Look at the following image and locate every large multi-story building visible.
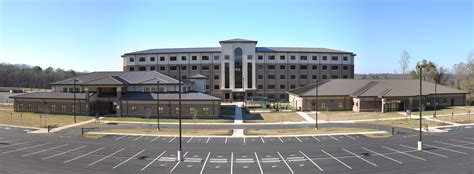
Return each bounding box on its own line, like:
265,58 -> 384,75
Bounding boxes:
122,38 -> 356,101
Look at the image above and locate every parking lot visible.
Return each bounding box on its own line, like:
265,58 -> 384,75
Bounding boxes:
1,131 -> 474,174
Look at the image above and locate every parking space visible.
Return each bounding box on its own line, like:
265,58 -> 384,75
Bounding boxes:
231,152 -> 261,174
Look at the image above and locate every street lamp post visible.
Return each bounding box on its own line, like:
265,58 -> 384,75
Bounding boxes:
434,82 -> 437,118
418,65 -> 423,151
73,79 -> 77,123
315,80 -> 319,129
156,81 -> 160,130
177,65 -> 183,161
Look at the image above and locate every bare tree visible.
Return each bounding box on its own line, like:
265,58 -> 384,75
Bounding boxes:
399,51 -> 411,79
452,51 -> 474,104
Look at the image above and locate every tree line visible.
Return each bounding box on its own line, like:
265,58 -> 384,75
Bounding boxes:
0,63 -> 86,89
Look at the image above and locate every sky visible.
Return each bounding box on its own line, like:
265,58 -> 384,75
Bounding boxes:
0,0 -> 473,74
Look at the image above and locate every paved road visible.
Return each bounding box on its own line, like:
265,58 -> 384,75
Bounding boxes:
0,125 -> 473,174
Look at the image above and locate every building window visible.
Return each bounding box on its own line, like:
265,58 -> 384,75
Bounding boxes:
202,56 -> 209,60
192,66 -> 197,70
170,66 -> 177,70
214,65 -> 219,70
159,107 -> 164,114
290,75 -> 296,79
129,57 -> 135,62
38,104 -> 42,112
290,56 -> 296,60
138,57 -> 145,62
290,85 -> 296,89
225,93 -> 230,99
224,55 -> 230,60
181,66 -> 187,70
63,87 -> 67,92
280,94 -> 286,99
312,65 -> 317,70
225,63 -> 230,88
280,75 -> 285,79
181,56 -> 187,61
257,65 -> 264,69
268,55 -> 275,60
170,56 -> 177,61
300,56 -> 307,60
160,57 -> 165,61
129,67 -> 135,71
139,67 -> 146,71
338,102 -> 343,108
175,107 -> 180,115
72,105 -> 76,112
258,55 -> 263,60
131,106 -> 137,115
189,108 -> 197,115
248,62 -> 253,88
331,56 -> 338,61
28,104 -> 32,111
61,105 -> 66,112
290,65 -> 296,69
279,55 -> 286,60
322,75 -> 327,79
203,108 -> 209,115
320,102 -> 326,109
343,66 -> 348,70
258,75 -> 263,79
51,104 -> 56,112
343,75 -> 348,79
160,66 -> 165,71
300,75 -> 307,79
312,56 -> 317,60
332,66 -> 338,70
268,85 -> 275,89
312,75 -> 318,79
322,66 -> 327,70
191,56 -> 197,61
322,56 -> 327,60
280,85 -> 286,89
268,75 -> 275,79
332,75 -> 338,79
214,75 -> 219,79
214,85 -> 220,89
150,66 -> 156,71
300,65 -> 307,70
247,55 -> 253,60
343,56 -> 348,61
202,66 -> 209,70
214,55 -> 219,60
257,85 -> 263,89
268,65 -> 275,70
150,57 -> 155,61
280,65 -> 285,69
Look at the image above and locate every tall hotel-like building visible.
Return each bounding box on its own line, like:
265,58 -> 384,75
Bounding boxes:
122,39 -> 355,101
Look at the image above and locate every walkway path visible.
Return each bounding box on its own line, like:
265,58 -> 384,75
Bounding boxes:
30,118 -> 100,134
232,103 -> 244,136
296,112 -> 316,122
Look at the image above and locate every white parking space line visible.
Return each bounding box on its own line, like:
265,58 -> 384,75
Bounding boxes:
141,151 -> 166,171
424,144 -> 468,155
399,144 -> 447,158
170,152 -> 188,173
277,151 -> 295,174
225,137 -> 228,144
115,135 -> 127,140
187,137 -> 193,143
64,147 -> 105,163
361,147 -> 403,164
243,137 -> 246,144
294,136 -> 303,143
434,141 -> 474,150
0,138 -> 20,143
328,135 -> 339,141
260,137 -> 265,144
254,152 -> 263,174
345,135 -> 356,140
200,152 -> 211,174
168,137 -> 176,143
381,146 -> 426,161
22,144 -> 69,157
150,136 -> 160,142
464,137 -> 474,140
230,152 -> 234,174
450,139 -> 474,145
0,140 -> 35,149
3,142 -> 50,154
88,148 -> 125,166
278,137 -> 284,144
132,135 -> 143,141
312,136 -> 321,142
299,150 -> 323,171
342,148 -> 377,167
321,149 -> 352,169
113,149 -> 145,169
206,137 -> 211,144
42,146 -> 87,160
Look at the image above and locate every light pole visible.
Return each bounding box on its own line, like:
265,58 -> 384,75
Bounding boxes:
177,65 -> 183,161
418,65 -> 423,151
434,82 -> 437,118
315,80 -> 319,129
156,81 -> 160,130
73,79 -> 78,123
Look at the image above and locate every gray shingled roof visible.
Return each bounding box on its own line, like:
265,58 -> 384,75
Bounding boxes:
9,92 -> 88,100
121,92 -> 220,101
219,38 -> 258,43
288,79 -> 468,98
51,71 -> 180,86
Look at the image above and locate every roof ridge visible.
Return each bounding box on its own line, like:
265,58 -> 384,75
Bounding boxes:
350,81 -> 379,97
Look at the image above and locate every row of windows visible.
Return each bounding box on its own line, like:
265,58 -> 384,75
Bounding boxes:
129,106 -> 210,115
18,104 -> 76,112
259,75 -> 349,80
262,65 -> 349,70
130,65 -> 221,72
129,55 -> 350,62
257,55 -> 349,61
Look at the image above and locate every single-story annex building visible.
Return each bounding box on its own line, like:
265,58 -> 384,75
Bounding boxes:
287,79 -> 468,112
10,71 -> 221,118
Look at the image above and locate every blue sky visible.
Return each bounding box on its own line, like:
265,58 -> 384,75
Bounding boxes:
0,0 -> 472,73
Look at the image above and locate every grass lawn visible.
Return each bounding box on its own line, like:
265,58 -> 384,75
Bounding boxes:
244,127 -> 380,135
243,112 -> 305,123
102,116 -> 233,123
435,114 -> 474,124
308,111 -> 405,121
364,119 -> 449,129
94,128 -> 233,136
0,107 -> 93,128
419,106 -> 474,116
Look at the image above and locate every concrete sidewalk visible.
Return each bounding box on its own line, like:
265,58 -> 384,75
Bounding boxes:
233,103 -> 244,136
29,117 -> 101,134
